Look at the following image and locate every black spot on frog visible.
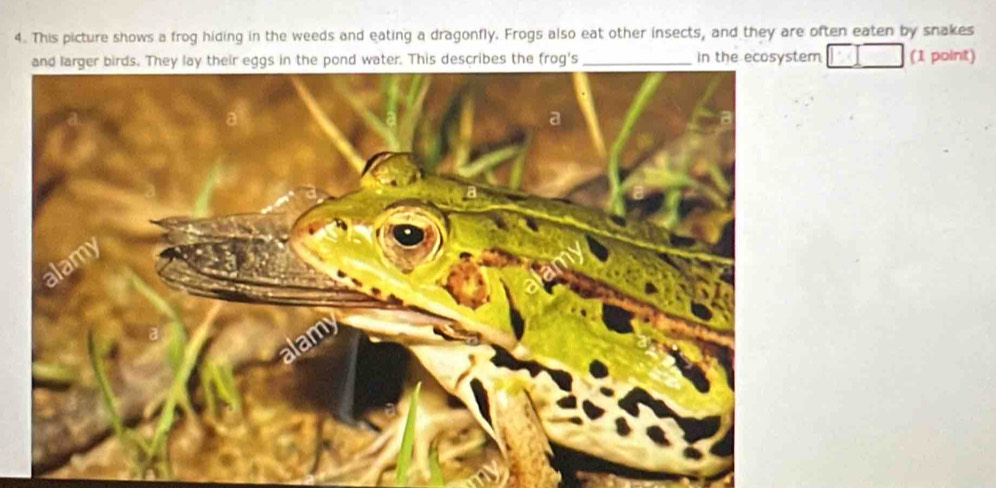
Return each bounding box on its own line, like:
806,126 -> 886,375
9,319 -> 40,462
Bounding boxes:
585,235 -> 610,262
589,360 -> 609,379
524,217 -> 539,232
670,348 -> 710,393
670,235 -> 697,248
492,347 -> 573,392
470,378 -> 491,426
557,395 -> 577,409
508,302 -> 525,341
657,252 -> 681,270
582,400 -> 605,420
615,417 -> 631,436
691,302 -> 713,322
602,304 -> 634,334
646,426 -> 669,446
617,387 -> 721,443
710,428 -> 733,457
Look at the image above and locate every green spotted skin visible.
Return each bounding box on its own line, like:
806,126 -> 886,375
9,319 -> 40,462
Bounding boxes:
290,153 -> 734,478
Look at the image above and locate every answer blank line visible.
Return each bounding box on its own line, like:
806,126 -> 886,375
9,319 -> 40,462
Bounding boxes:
583,62 -> 693,67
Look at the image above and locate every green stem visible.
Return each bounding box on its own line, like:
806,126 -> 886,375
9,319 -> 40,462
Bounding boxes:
124,268 -> 195,420
607,73 -> 666,216
508,132 -> 533,190
395,382 -> 422,487
150,304 -> 221,456
32,362 -> 78,385
453,93 -> 475,169
689,74 -> 724,130
384,75 -> 400,132
87,331 -> 125,439
400,76 -> 431,150
456,144 -> 521,178
572,72 -> 607,158
333,79 -> 400,150
289,75 -> 366,173
405,75 -> 425,111
192,161 -> 223,218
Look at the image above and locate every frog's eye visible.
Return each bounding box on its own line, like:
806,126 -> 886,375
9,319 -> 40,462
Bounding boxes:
361,152 -> 422,189
392,224 -> 425,247
377,203 -> 444,273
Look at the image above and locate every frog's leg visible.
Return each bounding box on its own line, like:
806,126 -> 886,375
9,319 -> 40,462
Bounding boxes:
576,471 -> 734,488
408,343 -> 562,488
313,366 -> 481,486
489,378 -> 562,488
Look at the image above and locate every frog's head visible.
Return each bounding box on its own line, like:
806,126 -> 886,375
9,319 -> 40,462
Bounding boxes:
290,153 -> 507,341
292,151 -> 445,280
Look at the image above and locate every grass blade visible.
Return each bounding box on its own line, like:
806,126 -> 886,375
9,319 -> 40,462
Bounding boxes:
607,73 -> 666,216
88,330 -> 152,476
150,303 -> 222,456
572,73 -> 607,159
289,75 -> 366,173
212,361 -> 243,413
405,74 -> 425,111
200,361 -> 242,418
428,441 -> 445,487
633,167 -> 729,209
192,162 -> 223,218
200,369 -> 217,419
123,268 -> 188,379
87,330 -> 126,438
123,268 -> 182,324
688,74 -> 724,131
332,78 -> 400,150
31,362 -> 78,385
655,189 -> 684,229
384,75 -> 401,137
508,132 -> 533,190
456,144 -> 521,178
400,76 -> 431,150
707,164 -> 732,197
395,381 -> 422,487
453,93 -> 475,170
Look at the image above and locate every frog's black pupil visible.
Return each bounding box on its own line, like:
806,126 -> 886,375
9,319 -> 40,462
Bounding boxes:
393,225 -> 424,247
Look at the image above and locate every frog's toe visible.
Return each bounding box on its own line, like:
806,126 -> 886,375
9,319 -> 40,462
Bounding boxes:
413,431 -> 434,480
409,403 -> 477,481
313,383 -> 481,486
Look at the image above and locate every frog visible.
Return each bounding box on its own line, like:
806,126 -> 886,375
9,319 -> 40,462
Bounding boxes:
282,152 -> 735,485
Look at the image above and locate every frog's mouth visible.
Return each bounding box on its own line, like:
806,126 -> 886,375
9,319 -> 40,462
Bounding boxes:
154,212 -> 475,345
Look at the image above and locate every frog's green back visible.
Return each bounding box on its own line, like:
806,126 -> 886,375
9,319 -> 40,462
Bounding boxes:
340,153 -> 734,333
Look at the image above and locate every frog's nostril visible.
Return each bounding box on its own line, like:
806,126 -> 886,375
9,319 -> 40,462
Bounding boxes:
305,221 -> 323,236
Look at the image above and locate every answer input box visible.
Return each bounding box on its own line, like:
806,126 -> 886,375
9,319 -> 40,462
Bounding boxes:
827,43 -> 904,69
